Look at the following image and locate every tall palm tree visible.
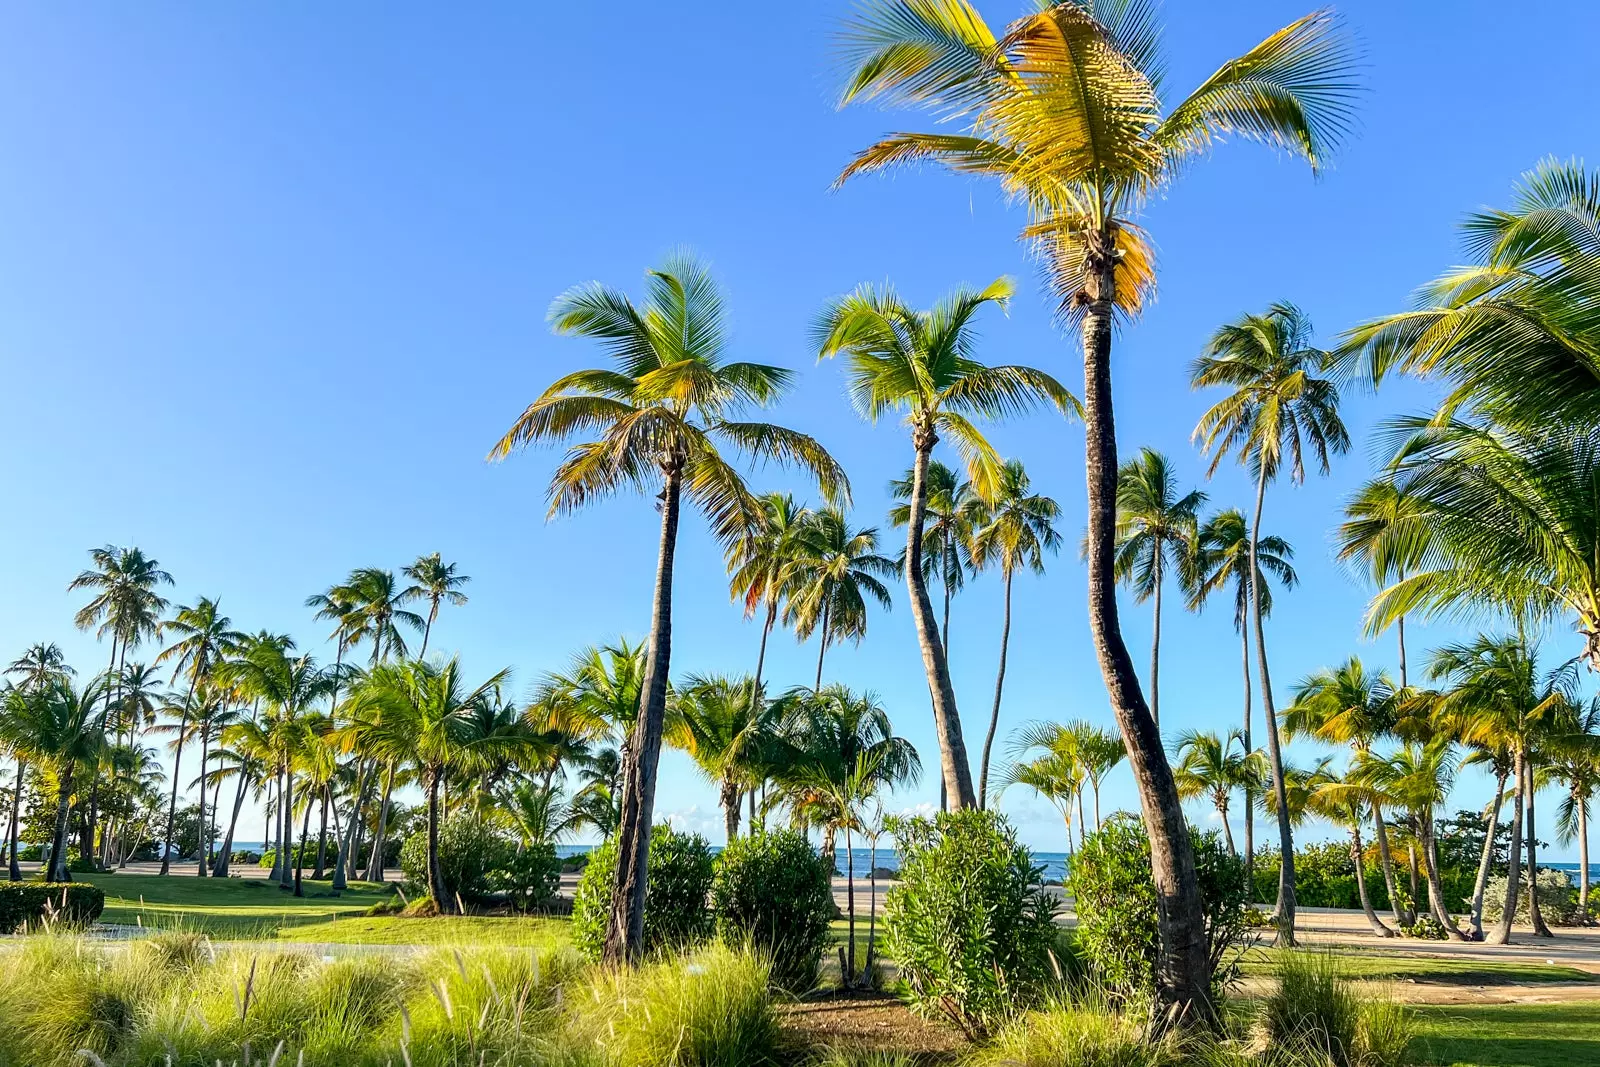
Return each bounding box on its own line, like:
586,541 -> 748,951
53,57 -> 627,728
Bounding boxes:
0,677 -> 107,881
1000,721 -> 1089,852
154,598 -> 244,876
5,644 -> 75,692
1338,158 -> 1600,430
307,582 -> 363,890
970,459 -> 1060,808
1112,448 -> 1205,729
816,278 -> 1074,811
1305,772 -> 1395,937
343,569 -> 425,667
490,252 -> 847,963
1171,729 -> 1261,856
1284,658 -> 1411,928
1352,736 -> 1466,939
1552,700 -> 1600,921
402,553 -> 471,658
889,460 -> 982,659
786,506 -> 896,689
666,674 -> 774,841
1187,508 -> 1295,892
1193,301 -> 1350,945
3,645 -> 74,879
836,1 -> 1355,1018
1336,480 -> 1435,687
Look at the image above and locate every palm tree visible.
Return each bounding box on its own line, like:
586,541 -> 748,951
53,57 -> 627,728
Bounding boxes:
1187,508 -> 1295,892
3,645 -> 73,880
889,460 -> 982,660
307,581 -> 363,890
349,658 -> 521,911
1306,772 -> 1395,937
0,677 -> 107,881
666,674 -> 773,841
1352,736 -> 1466,939
836,1 -> 1355,1018
1339,158 -> 1600,430
490,253 -> 847,963
530,640 -> 649,754
786,506 -> 896,689
1284,658 -> 1411,928
153,598 -> 244,876
1112,448 -> 1205,729
1171,729 -> 1260,855
494,779 -> 582,848
1552,701 -> 1600,921
815,278 -> 1074,811
1000,722 -> 1088,852
969,460 -> 1060,808
402,553 -> 471,658
344,569 -> 425,667
5,644 -> 75,692
1336,480 -> 1435,687
1193,302 -> 1350,945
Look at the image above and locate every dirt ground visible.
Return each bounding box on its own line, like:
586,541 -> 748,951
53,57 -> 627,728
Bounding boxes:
778,990 -> 968,1063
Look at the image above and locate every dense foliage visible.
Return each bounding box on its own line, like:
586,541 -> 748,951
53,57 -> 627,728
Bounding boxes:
571,824 -> 715,961
881,809 -> 1059,1038
398,813 -> 503,903
0,883 -> 106,934
711,828 -> 835,992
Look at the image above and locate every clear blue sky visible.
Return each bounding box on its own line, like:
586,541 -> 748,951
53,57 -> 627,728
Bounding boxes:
2,2 -> 1596,858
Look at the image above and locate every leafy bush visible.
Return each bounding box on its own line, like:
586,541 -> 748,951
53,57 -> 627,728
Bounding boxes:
398,813 -> 509,903
880,808 -> 1059,1038
488,841 -> 562,912
0,882 -> 106,933
571,823 -> 715,961
1261,952 -> 1417,1067
1068,816 -> 1251,1004
711,828 -> 834,992
1482,867 -> 1582,926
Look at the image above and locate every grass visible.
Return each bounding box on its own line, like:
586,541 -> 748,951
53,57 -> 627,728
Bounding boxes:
1240,947 -> 1597,987
85,872 -> 395,938
274,914 -> 570,947
1409,1003 -> 1600,1067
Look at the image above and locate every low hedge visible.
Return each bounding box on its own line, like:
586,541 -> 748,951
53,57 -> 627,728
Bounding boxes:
0,882 -> 106,933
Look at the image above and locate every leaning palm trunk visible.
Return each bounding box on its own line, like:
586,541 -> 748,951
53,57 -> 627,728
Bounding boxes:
195,725 -> 211,877
1372,804 -> 1411,927
213,770 -> 250,878
7,758 -> 25,881
1249,464 -> 1296,946
904,431 -> 976,809
1421,811 -> 1467,939
363,762 -> 396,883
813,602 -> 832,691
160,669 -> 199,877
1150,549 -> 1164,728
1469,771 -> 1507,939
976,567 -> 1014,809
1490,749 -> 1526,945
279,767 -> 296,890
293,789 -> 314,898
1526,768 -> 1552,937
1080,256 -> 1213,1020
604,463 -> 682,964
313,789 -> 330,879
1350,812 -> 1392,937
334,760 -> 373,891
1240,627 -> 1254,897
425,768 -> 452,912
46,763 -> 74,883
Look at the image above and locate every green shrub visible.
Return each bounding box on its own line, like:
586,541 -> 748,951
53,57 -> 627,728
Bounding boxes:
880,808 -> 1059,1038
965,997 -> 1171,1067
398,812 -> 509,903
1260,952 -> 1417,1067
711,828 -> 834,992
488,841 -> 562,912
1482,867 -> 1582,926
569,941 -> 779,1067
0,882 -> 106,933
1067,816 -> 1250,1004
571,824 -> 715,961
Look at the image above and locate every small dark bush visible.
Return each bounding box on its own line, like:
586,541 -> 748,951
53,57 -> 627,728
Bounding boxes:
0,882 -> 106,933
711,828 -> 834,992
488,842 -> 562,912
1067,815 -> 1251,1003
398,814 -> 507,903
571,824 -> 714,961
881,808 -> 1059,1038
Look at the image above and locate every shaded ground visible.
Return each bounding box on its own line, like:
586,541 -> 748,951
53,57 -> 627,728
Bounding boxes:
1410,1003 -> 1600,1067
777,990 -> 965,1064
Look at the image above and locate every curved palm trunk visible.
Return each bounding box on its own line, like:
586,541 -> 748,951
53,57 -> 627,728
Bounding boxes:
1421,810 -> 1467,939
313,788 -> 330,879
1241,625 -> 1255,898
977,567 -> 1014,810
46,762 -> 75,883
1372,806 -> 1409,926
720,777 -> 740,842
7,758 -> 24,881
1469,771 -> 1507,940
1150,549 -> 1163,729
1578,797 -> 1590,921
335,760 -> 372,890
939,561 -> 953,814
82,639 -> 121,867
206,772 -> 224,870
364,762 -> 396,883
905,431 -> 976,810
195,725 -> 211,877
279,767 -> 296,890
293,787 -> 314,898
213,770 -> 250,877
419,603 -> 438,659
813,602 -> 831,692
604,464 -> 682,964
1217,800 -> 1235,854
425,767 -> 452,912
1490,748 -> 1526,945
1249,463 -> 1296,947
159,669 -> 198,877
844,822 -> 857,985
1526,769 -> 1552,937
1080,268 -> 1212,1022
1350,814 -> 1392,937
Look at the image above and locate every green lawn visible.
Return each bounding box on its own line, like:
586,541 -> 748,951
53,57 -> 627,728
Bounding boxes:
86,872 -> 399,938
1411,1003 -> 1600,1067
1238,947 -> 1597,986
274,914 -> 570,947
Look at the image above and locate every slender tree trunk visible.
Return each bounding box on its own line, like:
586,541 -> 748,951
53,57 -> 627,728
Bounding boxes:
939,562 -> 953,814
1218,801 -> 1235,854
1077,789 -> 1088,851
1150,550 -> 1163,729
207,770 -> 224,869
844,822 -> 856,985
1422,810 -> 1467,939
313,788 -> 330,879
160,668 -> 200,877
1351,815 -> 1392,937
334,759 -> 371,890
364,762 -> 396,883
1469,771 -> 1507,940
293,785 -> 314,898
7,758 -> 23,882
977,567 -> 1014,810
1527,765 -> 1552,937
821,822 -> 838,877
1079,263 -> 1212,1022
904,429 -> 976,810
1241,626 -> 1254,898
813,602 -> 831,692
195,724 -> 211,877
1248,463 -> 1296,946
745,602 -> 776,834
82,638 -> 120,866
279,766 -> 295,890
1578,798 -> 1590,922
1372,805 -> 1409,926
425,767 -> 452,912
864,837 -> 878,981
720,777 -> 740,842
214,770 -> 249,877
47,763 -> 75,882
603,463 -> 682,964
420,604 -> 437,659
1092,781 -> 1103,832
1408,843 -> 1420,911
1490,748 -> 1526,945
1397,614 -> 1408,689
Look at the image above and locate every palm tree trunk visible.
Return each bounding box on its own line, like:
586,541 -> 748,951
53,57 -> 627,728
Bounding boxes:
47,763 -> 74,882
1351,815 -> 1392,937
1240,625 -> 1255,900
939,559 -> 953,814
603,463 -> 682,965
813,602 -> 831,691
904,430 -> 976,810
279,766 -> 296,891
293,786 -> 313,898
844,821 -> 856,986
1578,798 -> 1590,922
1422,810 -> 1467,939
1469,773 -> 1506,940
83,638 -> 120,867
420,603 -> 438,659
1079,263 -> 1212,1021
213,770 -> 249,877
7,758 -> 23,882
1218,801 -> 1235,854
1372,805 -> 1409,926
1249,462 -> 1296,947
364,762 -> 396,883
195,724 -> 211,877
1526,765 -> 1552,937
1091,780 -> 1103,833
745,601 -> 776,829
1150,549 -> 1163,729
425,767 -> 452,912
313,788 -> 330,878
1396,613 -> 1408,689
821,822 -> 838,877
721,777 -> 740,842
334,759 -> 369,890
160,668 -> 200,877
977,567 -> 1014,810
206,770 -> 224,869
1490,748 -> 1526,945
1077,789 -> 1088,851
864,837 -> 878,981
